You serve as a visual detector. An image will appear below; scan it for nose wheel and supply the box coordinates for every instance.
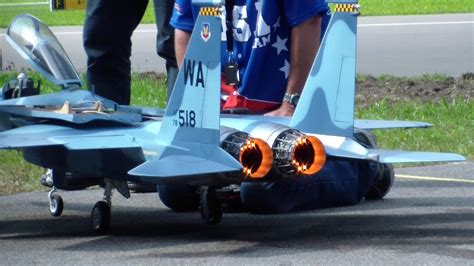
[48,187,63,217]
[199,186,222,225]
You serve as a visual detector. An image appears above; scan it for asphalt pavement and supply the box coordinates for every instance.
[1,13,473,76]
[0,162,473,264]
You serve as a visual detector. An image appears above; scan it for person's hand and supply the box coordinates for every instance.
[264,102,295,117]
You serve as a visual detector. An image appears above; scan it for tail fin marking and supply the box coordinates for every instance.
[158,15,222,145]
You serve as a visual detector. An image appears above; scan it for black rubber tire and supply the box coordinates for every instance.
[200,187,222,225]
[91,201,111,233]
[365,163,394,200]
[49,195,63,217]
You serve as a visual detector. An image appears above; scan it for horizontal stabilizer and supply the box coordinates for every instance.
[128,149,242,183]
[369,149,466,163]
[355,120,432,130]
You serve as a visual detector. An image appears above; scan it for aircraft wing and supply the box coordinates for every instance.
[0,124,67,148]
[0,124,140,150]
[0,88,106,107]
[0,105,142,125]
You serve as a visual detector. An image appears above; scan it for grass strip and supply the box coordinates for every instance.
[357,0,474,16]
[0,2,156,28]
[1,0,473,28]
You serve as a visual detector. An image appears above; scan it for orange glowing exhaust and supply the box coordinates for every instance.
[291,135,326,175]
[239,138,273,179]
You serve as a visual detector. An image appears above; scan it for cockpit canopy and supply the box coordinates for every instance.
[6,14,82,88]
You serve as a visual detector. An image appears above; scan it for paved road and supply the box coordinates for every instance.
[1,14,473,76]
[0,162,473,264]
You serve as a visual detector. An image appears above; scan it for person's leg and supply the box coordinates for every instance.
[240,158,364,214]
[158,184,200,211]
[152,0,178,100]
[354,129,395,200]
[83,0,149,105]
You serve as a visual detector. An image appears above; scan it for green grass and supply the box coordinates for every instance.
[0,0,46,3]
[357,0,474,16]
[357,99,473,158]
[1,0,473,28]
[0,71,472,194]
[0,71,168,107]
[0,2,156,28]
[130,73,168,108]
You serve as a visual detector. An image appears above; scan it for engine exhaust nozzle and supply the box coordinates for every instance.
[239,138,273,179]
[291,135,326,175]
[221,131,273,179]
[272,130,326,177]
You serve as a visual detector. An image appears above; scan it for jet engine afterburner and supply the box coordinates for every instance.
[220,128,273,179]
[272,129,326,177]
[243,124,326,178]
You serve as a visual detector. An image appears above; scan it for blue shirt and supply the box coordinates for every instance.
[172,0,329,111]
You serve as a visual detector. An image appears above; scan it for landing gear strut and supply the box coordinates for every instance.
[91,201,111,233]
[91,179,113,233]
[48,187,63,217]
[199,186,222,225]
[89,178,130,233]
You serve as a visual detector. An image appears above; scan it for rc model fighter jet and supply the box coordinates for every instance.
[0,0,465,232]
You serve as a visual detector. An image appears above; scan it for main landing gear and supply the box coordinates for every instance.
[199,186,223,225]
[90,179,113,233]
[90,179,130,233]
[91,201,111,233]
[46,175,130,233]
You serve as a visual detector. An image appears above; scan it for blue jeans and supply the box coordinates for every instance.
[158,158,377,214]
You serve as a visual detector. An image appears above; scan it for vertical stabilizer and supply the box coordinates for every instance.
[158,9,222,145]
[128,5,243,180]
[290,6,358,137]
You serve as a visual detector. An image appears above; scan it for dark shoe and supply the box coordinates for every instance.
[158,184,200,211]
[365,163,394,200]
[216,184,244,213]
[354,129,395,200]
[128,181,157,193]
[354,128,377,149]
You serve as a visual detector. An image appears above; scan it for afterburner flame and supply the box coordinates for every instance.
[291,136,326,175]
[239,138,273,179]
